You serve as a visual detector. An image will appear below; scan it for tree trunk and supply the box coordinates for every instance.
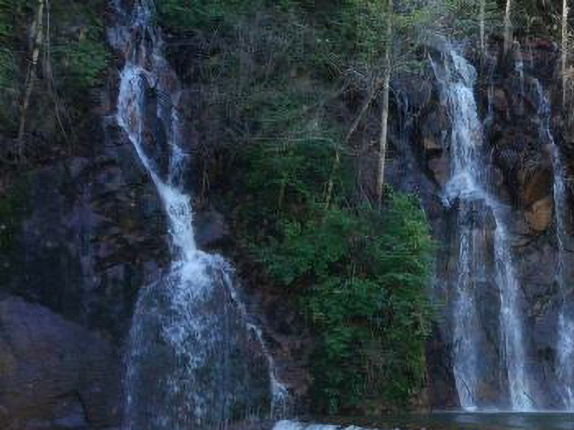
[327,77,382,210]
[346,77,381,143]
[376,0,393,209]
[324,146,340,210]
[562,0,569,108]
[17,0,45,160]
[503,0,512,56]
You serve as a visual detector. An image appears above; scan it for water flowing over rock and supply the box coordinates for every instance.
[112,0,288,427]
[273,421,374,430]
[532,79,574,410]
[432,47,534,411]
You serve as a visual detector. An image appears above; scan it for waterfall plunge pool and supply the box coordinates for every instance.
[272,412,574,430]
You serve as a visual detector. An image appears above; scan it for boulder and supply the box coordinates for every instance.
[194,208,229,249]
[522,168,552,208]
[525,195,553,232]
[423,137,441,151]
[0,296,121,429]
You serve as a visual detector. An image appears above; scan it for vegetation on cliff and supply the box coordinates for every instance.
[1,0,573,416]
[0,0,108,162]
[155,0,439,412]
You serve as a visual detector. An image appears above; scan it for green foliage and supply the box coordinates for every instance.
[0,48,20,132]
[256,193,433,412]
[439,0,501,40]
[0,0,109,137]
[50,0,110,90]
[0,0,31,131]
[53,35,110,89]
[157,0,288,31]
[158,0,437,413]
[235,123,433,413]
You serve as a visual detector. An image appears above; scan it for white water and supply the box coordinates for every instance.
[113,0,287,426]
[533,81,574,409]
[493,219,533,411]
[432,50,483,409]
[273,420,378,430]
[433,49,534,410]
[515,43,526,115]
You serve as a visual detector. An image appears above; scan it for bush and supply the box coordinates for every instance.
[256,193,433,413]
[234,124,434,412]
[0,0,109,140]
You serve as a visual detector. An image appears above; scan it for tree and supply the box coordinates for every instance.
[17,0,45,161]
[376,0,393,209]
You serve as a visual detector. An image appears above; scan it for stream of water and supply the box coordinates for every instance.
[112,1,287,428]
[433,48,534,410]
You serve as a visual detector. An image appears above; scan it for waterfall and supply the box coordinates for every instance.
[111,1,287,427]
[515,42,526,115]
[432,49,484,410]
[493,219,533,411]
[554,140,574,409]
[432,49,534,410]
[533,81,574,409]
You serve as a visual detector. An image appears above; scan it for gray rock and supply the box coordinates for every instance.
[0,296,121,429]
[194,208,229,249]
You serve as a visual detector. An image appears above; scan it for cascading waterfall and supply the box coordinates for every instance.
[493,218,533,411]
[432,51,483,410]
[515,43,526,115]
[555,141,574,409]
[533,80,574,409]
[111,1,287,428]
[433,49,534,411]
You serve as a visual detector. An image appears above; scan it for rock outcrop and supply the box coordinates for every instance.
[0,295,121,429]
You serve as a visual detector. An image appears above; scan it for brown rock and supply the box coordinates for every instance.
[523,168,552,207]
[429,153,449,187]
[525,195,553,232]
[423,137,441,151]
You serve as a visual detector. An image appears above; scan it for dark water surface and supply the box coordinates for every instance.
[312,412,574,430]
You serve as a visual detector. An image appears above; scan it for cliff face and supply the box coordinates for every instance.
[388,37,574,409]
[2,2,574,423]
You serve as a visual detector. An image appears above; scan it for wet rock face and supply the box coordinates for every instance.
[1,147,168,338]
[124,258,271,430]
[389,39,568,408]
[0,295,121,429]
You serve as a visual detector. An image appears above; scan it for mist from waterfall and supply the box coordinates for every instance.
[111,1,287,427]
[433,48,534,411]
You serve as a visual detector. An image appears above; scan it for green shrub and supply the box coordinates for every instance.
[165,0,438,412]
[53,35,109,89]
[234,120,434,412]
[257,193,434,412]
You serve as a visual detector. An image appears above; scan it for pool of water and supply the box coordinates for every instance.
[294,412,574,430]
[404,412,574,429]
